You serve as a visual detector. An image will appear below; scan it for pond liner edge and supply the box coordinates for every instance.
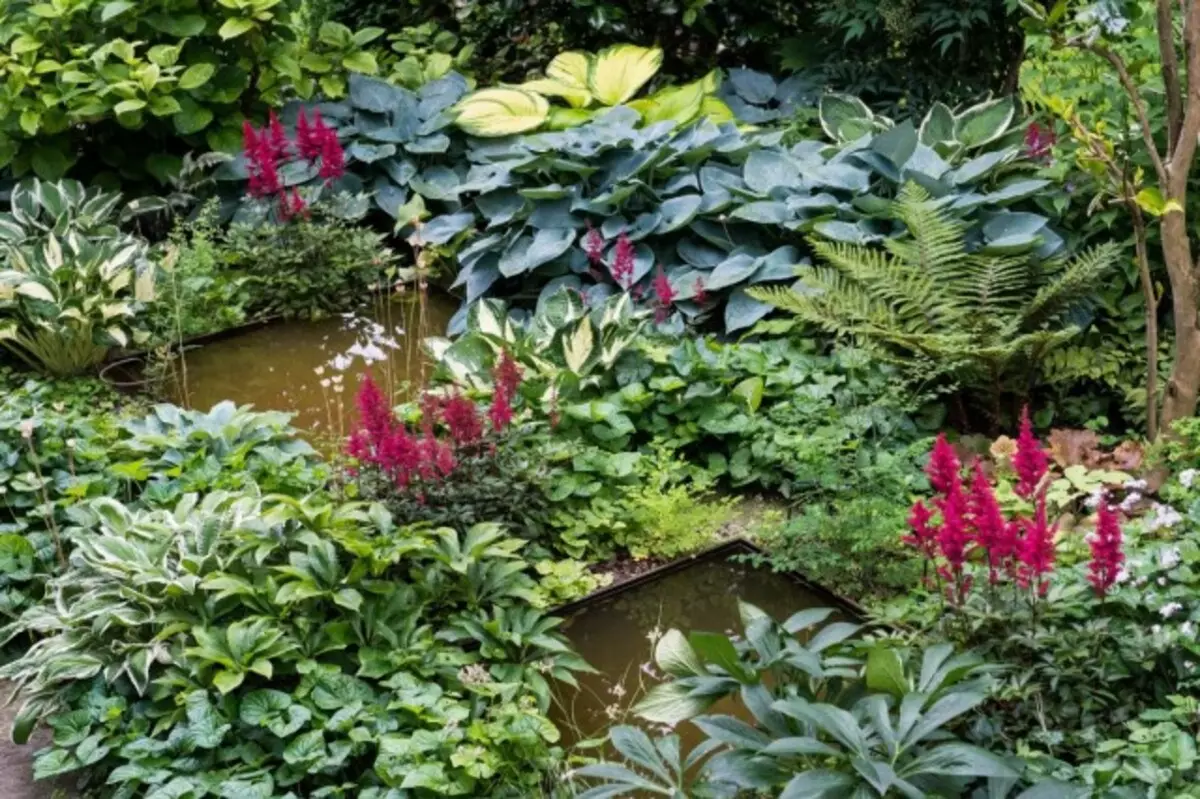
[550,538,869,621]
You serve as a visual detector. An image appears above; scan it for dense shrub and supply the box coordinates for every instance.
[1,493,583,796]
[0,0,382,186]
[329,0,1024,111]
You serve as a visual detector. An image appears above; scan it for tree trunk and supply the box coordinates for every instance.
[1159,209,1200,428]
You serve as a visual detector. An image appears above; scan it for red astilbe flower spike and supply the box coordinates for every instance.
[611,232,635,289]
[296,109,325,161]
[967,461,1011,584]
[267,110,291,162]
[584,224,604,267]
[904,499,939,562]
[318,122,345,183]
[1014,406,1048,499]
[926,434,962,496]
[354,374,395,445]
[1088,500,1125,597]
[442,394,483,446]
[488,350,522,433]
[243,122,281,199]
[1024,122,1056,162]
[935,488,973,605]
[652,265,675,323]
[278,188,309,222]
[1017,493,1057,596]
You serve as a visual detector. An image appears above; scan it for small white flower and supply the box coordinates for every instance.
[1160,602,1184,619]
[65,438,76,449]
[1126,478,1149,491]
[1120,492,1143,512]
[1182,469,1198,489]
[1159,577,1168,586]
[18,419,34,439]
[1146,503,1184,532]
[313,365,326,377]
[1085,489,1103,510]
[1159,547,1182,570]
[330,354,353,372]
[1114,566,1130,584]
[320,379,331,389]
[1182,621,1196,638]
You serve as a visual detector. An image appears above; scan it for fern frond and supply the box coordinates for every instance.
[959,253,1034,322]
[1022,242,1121,328]
[810,239,940,334]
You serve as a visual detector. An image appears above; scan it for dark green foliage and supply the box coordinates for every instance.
[329,0,1023,111]
[0,0,383,187]
[1,496,582,796]
[0,386,325,653]
[219,207,398,319]
[578,606,1028,797]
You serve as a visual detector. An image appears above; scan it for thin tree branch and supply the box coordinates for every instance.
[1085,43,1170,188]
[1159,0,1184,155]
[1172,0,1200,182]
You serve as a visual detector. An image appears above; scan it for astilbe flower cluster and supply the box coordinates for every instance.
[611,233,635,289]
[1024,122,1056,163]
[346,360,520,492]
[242,108,346,219]
[652,265,676,323]
[904,407,1121,605]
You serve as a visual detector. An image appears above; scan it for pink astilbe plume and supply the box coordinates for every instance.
[243,121,281,198]
[355,374,394,443]
[278,188,309,222]
[266,110,290,162]
[967,461,1013,583]
[585,224,604,267]
[319,122,345,182]
[1018,494,1057,596]
[935,488,972,604]
[442,394,483,446]
[296,109,324,161]
[904,499,938,561]
[1088,500,1124,597]
[611,233,635,288]
[926,434,962,496]
[1013,406,1048,499]
[489,350,522,433]
[652,265,675,322]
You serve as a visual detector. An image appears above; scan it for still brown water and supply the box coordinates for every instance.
[552,553,844,751]
[169,293,456,443]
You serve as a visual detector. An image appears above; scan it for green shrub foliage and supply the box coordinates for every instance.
[329,0,1024,111]
[0,0,383,185]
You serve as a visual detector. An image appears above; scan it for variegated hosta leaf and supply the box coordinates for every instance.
[560,316,596,373]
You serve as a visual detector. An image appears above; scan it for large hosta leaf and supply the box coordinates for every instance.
[587,44,662,106]
[454,89,550,137]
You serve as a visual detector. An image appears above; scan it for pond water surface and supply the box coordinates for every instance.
[552,551,852,750]
[168,293,456,443]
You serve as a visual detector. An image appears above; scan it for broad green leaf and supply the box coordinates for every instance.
[954,97,1015,149]
[654,629,705,677]
[178,63,216,91]
[819,93,873,141]
[546,51,591,91]
[520,78,592,108]
[865,646,910,698]
[218,18,255,39]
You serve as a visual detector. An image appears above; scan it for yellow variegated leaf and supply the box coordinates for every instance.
[546,51,591,90]
[134,268,156,302]
[106,326,128,347]
[633,77,706,127]
[57,307,85,321]
[700,69,720,93]
[587,44,662,106]
[519,78,592,109]
[15,281,54,302]
[454,88,549,137]
[0,322,16,341]
[107,268,132,292]
[43,235,63,269]
[101,302,131,320]
[562,317,595,373]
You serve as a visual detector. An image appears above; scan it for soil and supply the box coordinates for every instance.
[0,682,69,799]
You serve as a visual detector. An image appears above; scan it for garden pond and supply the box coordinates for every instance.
[165,293,456,441]
[551,543,860,749]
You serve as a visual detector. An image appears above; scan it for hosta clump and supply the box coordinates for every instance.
[1,492,585,796]
[0,179,155,376]
[0,395,323,655]
[576,604,1028,797]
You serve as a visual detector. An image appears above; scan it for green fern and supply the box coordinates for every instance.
[750,184,1121,392]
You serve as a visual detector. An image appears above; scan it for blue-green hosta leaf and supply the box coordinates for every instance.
[706,253,759,291]
[808,162,872,192]
[409,165,460,201]
[656,194,703,234]
[405,134,450,154]
[945,147,1016,185]
[743,150,801,194]
[420,212,475,246]
[498,228,575,277]
[476,190,526,227]
[919,101,956,146]
[724,289,772,332]
[345,141,396,164]
[870,120,918,167]
[819,93,873,141]
[678,238,725,268]
[731,201,791,225]
[727,68,777,104]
